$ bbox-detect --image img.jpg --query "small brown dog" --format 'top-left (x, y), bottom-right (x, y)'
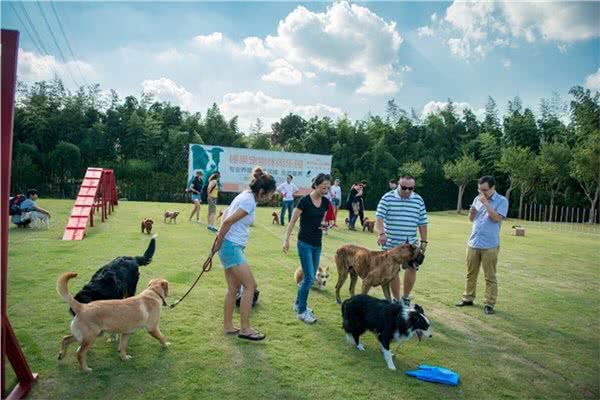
top-left (163, 211), bottom-right (179, 223)
top-left (344, 217), bottom-right (349, 226)
top-left (362, 217), bottom-right (375, 233)
top-left (141, 218), bottom-right (154, 234)
top-left (334, 242), bottom-right (421, 304)
top-left (294, 265), bottom-right (330, 290)
top-left (57, 272), bottom-right (170, 372)
top-left (272, 212), bottom-right (280, 224)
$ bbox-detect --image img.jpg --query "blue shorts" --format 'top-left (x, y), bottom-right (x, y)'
top-left (191, 194), bottom-right (201, 202)
top-left (331, 198), bottom-right (340, 207)
top-left (218, 239), bottom-right (247, 269)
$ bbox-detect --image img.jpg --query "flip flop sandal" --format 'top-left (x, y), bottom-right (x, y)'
top-left (237, 331), bottom-right (266, 341)
top-left (225, 329), bottom-right (240, 335)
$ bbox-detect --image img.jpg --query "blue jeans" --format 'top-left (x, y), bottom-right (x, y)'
top-left (348, 211), bottom-right (358, 229)
top-left (281, 200), bottom-right (294, 224)
top-left (296, 240), bottom-right (321, 314)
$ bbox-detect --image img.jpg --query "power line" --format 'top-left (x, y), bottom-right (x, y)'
top-left (8, 2), bottom-right (45, 56)
top-left (36, 1), bottom-right (82, 88)
top-left (16, 2), bottom-right (52, 56)
top-left (48, 0), bottom-right (89, 87)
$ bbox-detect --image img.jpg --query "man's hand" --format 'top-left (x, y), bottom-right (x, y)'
top-left (479, 194), bottom-right (489, 205)
top-left (377, 233), bottom-right (387, 247)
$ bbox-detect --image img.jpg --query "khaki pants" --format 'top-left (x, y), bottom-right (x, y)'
top-left (463, 246), bottom-right (499, 306)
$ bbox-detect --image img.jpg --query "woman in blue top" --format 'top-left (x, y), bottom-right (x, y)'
top-left (283, 173), bottom-right (332, 324)
top-left (213, 167), bottom-right (276, 341)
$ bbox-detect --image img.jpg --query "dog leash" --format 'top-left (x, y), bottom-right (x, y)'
top-left (168, 237), bottom-right (218, 309)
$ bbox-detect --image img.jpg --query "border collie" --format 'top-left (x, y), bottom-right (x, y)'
top-left (341, 294), bottom-right (432, 370)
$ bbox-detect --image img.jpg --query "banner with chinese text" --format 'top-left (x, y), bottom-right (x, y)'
top-left (188, 144), bottom-right (332, 195)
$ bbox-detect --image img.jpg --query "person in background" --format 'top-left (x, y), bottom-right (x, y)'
top-left (329, 178), bottom-right (342, 227)
top-left (19, 189), bottom-right (51, 226)
top-left (206, 172), bottom-right (220, 232)
top-left (213, 167), bottom-right (277, 341)
top-left (277, 175), bottom-right (299, 226)
top-left (455, 176), bottom-right (508, 315)
top-left (188, 170), bottom-right (204, 223)
top-left (357, 180), bottom-right (367, 227)
top-left (389, 179), bottom-right (398, 190)
top-left (346, 183), bottom-right (362, 231)
top-left (283, 173), bottom-right (332, 324)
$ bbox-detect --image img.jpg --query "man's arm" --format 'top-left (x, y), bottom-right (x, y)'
top-left (468, 206), bottom-right (477, 222)
top-left (480, 195), bottom-right (502, 222)
top-left (418, 224), bottom-right (427, 242)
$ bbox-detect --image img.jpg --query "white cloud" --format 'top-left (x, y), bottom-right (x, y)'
top-left (17, 49), bottom-right (96, 87)
top-left (305, 72), bottom-right (317, 79)
top-left (242, 37), bottom-right (271, 58)
top-left (421, 100), bottom-right (482, 119)
top-left (400, 65), bottom-right (412, 73)
top-left (585, 68), bottom-right (600, 92)
top-left (263, 1), bottom-right (403, 95)
top-left (155, 48), bottom-right (185, 64)
top-left (142, 78), bottom-right (194, 109)
top-left (219, 91), bottom-right (343, 131)
top-left (433, 1), bottom-right (600, 61)
top-left (502, 58), bottom-right (511, 69)
top-left (417, 26), bottom-right (434, 37)
top-left (557, 44), bottom-right (568, 54)
top-left (193, 32), bottom-right (223, 47)
top-left (261, 59), bottom-right (302, 85)
top-left (326, 82), bottom-right (336, 88)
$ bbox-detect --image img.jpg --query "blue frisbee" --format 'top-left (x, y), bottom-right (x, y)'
top-left (405, 364), bottom-right (460, 386)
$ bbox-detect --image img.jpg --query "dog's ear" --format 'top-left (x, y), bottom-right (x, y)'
top-left (148, 219), bottom-right (154, 224)
top-left (413, 304), bottom-right (424, 314)
top-left (160, 280), bottom-right (169, 297)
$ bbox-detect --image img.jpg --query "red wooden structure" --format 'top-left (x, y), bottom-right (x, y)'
top-left (62, 167), bottom-right (118, 240)
top-left (2, 29), bottom-right (38, 400)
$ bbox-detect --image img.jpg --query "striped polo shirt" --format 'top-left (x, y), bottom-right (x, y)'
top-left (376, 190), bottom-right (428, 249)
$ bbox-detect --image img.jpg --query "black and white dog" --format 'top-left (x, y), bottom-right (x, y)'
top-left (341, 294), bottom-right (432, 370)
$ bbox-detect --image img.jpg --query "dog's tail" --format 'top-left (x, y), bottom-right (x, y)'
top-left (57, 272), bottom-right (83, 314)
top-left (138, 234), bottom-right (157, 266)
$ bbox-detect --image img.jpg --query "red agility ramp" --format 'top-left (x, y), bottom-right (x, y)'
top-left (62, 168), bottom-right (118, 240)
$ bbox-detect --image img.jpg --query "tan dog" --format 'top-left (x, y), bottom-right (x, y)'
top-left (334, 242), bottom-right (420, 304)
top-left (294, 265), bottom-right (330, 290)
top-left (272, 212), bottom-right (280, 224)
top-left (141, 218), bottom-right (154, 234)
top-left (57, 272), bottom-right (170, 372)
top-left (362, 217), bottom-right (375, 233)
top-left (163, 211), bottom-right (180, 223)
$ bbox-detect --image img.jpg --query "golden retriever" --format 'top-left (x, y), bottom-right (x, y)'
top-left (334, 242), bottom-right (420, 304)
top-left (57, 272), bottom-right (170, 372)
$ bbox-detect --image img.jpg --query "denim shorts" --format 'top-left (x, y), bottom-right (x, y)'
top-left (331, 198), bottom-right (340, 207)
top-left (191, 194), bottom-right (201, 202)
top-left (218, 239), bottom-right (247, 269)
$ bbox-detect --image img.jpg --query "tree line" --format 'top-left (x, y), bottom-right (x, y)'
top-left (10, 78), bottom-right (599, 221)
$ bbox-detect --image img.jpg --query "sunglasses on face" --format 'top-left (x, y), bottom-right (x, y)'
top-left (400, 186), bottom-right (414, 191)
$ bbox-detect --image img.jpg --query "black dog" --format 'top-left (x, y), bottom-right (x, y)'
top-left (70, 235), bottom-right (157, 315)
top-left (341, 294), bottom-right (432, 370)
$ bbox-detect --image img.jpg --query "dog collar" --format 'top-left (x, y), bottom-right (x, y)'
top-left (150, 288), bottom-right (168, 307)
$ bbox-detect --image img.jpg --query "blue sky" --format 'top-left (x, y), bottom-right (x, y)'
top-left (3, 1), bottom-right (599, 131)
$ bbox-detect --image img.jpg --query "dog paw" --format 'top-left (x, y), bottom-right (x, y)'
top-left (120, 354), bottom-right (132, 361)
top-left (387, 365), bottom-right (397, 371)
top-left (356, 344), bottom-right (365, 351)
top-left (163, 342), bottom-right (171, 348)
top-left (82, 367), bottom-right (93, 373)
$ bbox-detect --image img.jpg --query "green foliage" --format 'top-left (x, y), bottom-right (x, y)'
top-left (10, 79), bottom-right (598, 214)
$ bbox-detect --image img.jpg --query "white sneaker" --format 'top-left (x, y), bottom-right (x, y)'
top-left (297, 310), bottom-right (317, 324)
top-left (292, 304), bottom-right (312, 313)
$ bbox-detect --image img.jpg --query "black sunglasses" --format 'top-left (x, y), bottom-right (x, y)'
top-left (400, 186), bottom-right (414, 191)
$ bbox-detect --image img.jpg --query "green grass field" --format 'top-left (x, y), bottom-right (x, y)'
top-left (6, 199), bottom-right (599, 399)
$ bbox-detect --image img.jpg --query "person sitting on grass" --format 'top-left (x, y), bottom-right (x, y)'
top-left (19, 189), bottom-right (51, 227)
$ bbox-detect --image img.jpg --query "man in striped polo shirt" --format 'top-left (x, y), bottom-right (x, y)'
top-left (375, 175), bottom-right (428, 306)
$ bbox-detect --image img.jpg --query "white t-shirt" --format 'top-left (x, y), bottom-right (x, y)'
top-left (330, 185), bottom-right (342, 201)
top-left (223, 191), bottom-right (256, 246)
top-left (277, 182), bottom-right (299, 201)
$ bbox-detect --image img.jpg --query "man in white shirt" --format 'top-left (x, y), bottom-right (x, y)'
top-left (329, 178), bottom-right (342, 227)
top-left (277, 175), bottom-right (299, 226)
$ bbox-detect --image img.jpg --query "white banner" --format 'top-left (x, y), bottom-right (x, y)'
top-left (188, 144), bottom-right (332, 195)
